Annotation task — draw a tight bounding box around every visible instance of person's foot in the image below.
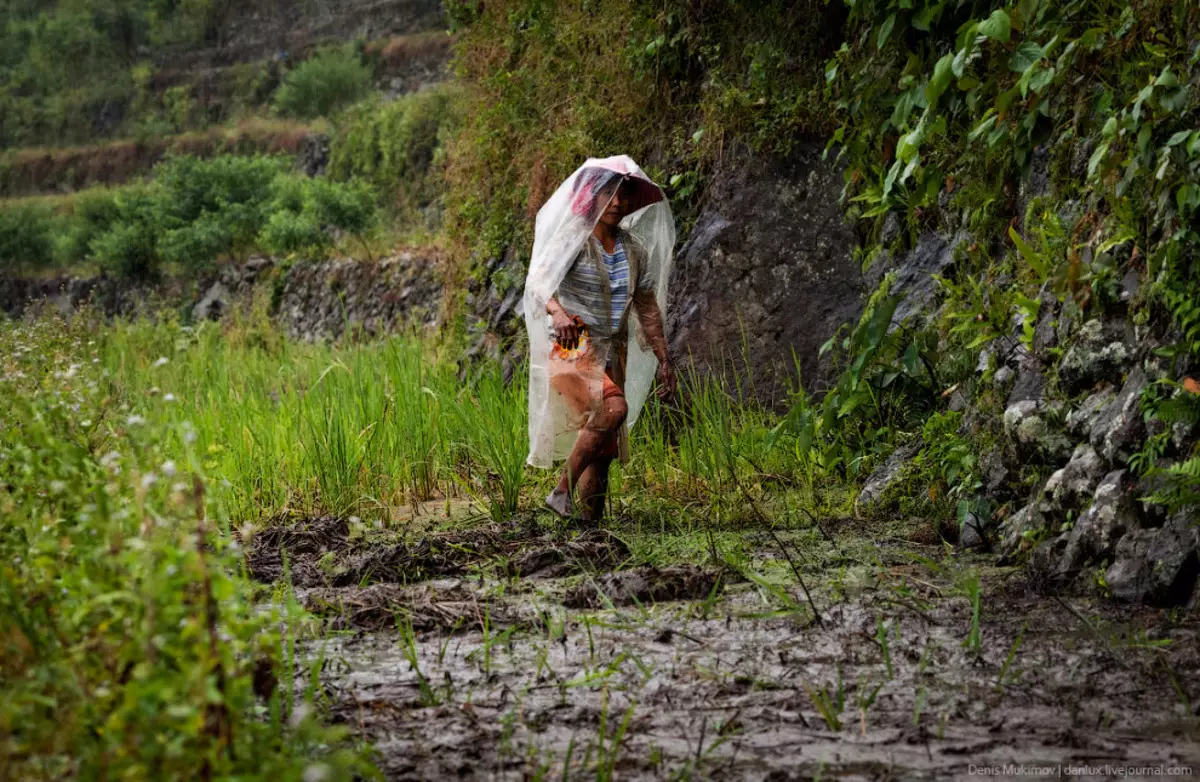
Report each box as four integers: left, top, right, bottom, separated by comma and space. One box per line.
545, 488, 573, 518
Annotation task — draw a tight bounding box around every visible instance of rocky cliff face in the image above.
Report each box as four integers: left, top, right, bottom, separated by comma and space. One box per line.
667, 145, 862, 404
854, 156, 1200, 609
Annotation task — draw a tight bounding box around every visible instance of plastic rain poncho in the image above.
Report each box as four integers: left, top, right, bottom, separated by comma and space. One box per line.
523, 156, 676, 468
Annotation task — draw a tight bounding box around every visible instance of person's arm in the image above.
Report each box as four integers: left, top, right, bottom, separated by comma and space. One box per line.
632, 288, 676, 398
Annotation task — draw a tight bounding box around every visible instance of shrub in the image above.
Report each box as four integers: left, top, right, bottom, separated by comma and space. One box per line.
154, 154, 289, 266
258, 176, 378, 258
53, 188, 121, 267
329, 86, 465, 220
273, 46, 374, 119
89, 186, 162, 278
258, 209, 327, 257
0, 204, 55, 272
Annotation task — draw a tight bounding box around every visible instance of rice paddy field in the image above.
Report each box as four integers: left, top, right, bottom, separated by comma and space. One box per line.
3, 309, 1199, 780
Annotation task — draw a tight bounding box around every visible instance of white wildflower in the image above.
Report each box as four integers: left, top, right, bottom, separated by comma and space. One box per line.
163, 393, 177, 402
161, 460, 177, 477
126, 414, 145, 427
153, 356, 170, 368
141, 473, 157, 489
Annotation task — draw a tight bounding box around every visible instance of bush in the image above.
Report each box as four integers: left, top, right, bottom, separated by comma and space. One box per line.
0, 153, 380, 278
0, 204, 55, 272
258, 209, 327, 257
89, 187, 161, 278
329, 86, 464, 220
154, 154, 289, 267
273, 46, 374, 119
258, 176, 378, 258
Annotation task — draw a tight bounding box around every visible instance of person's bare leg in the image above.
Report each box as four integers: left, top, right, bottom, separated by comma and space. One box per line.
548, 395, 626, 516
577, 456, 613, 521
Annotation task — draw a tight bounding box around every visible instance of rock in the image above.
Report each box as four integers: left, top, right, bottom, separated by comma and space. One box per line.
275, 254, 442, 341
1058, 318, 1133, 395
1003, 400, 1042, 435
666, 144, 862, 403
1057, 470, 1138, 577
1043, 443, 1106, 511
1032, 291, 1059, 359
1016, 414, 1048, 445
993, 364, 1015, 391
299, 132, 331, 177
1066, 387, 1117, 437
881, 211, 901, 246
947, 387, 968, 412
193, 280, 230, 321
857, 442, 921, 508
1006, 353, 1047, 406
882, 231, 970, 326
1119, 267, 1141, 304
1088, 367, 1147, 464
1000, 503, 1049, 555
1104, 513, 1200, 606
1004, 399, 1071, 458
976, 347, 994, 374
980, 450, 1009, 493
1027, 533, 1070, 592
959, 511, 988, 550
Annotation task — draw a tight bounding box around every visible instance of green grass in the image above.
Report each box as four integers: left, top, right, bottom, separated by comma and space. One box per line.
89, 302, 852, 537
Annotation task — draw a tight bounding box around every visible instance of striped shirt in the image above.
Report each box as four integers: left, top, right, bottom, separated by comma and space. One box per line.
555, 236, 653, 338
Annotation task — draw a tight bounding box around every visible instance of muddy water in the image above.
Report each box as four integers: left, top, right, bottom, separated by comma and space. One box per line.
256, 520, 1200, 779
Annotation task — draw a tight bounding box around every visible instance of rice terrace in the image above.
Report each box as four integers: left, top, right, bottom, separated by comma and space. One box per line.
2, 1, 1199, 780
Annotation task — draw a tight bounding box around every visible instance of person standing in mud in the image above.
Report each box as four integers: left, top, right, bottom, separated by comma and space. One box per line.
523, 157, 677, 522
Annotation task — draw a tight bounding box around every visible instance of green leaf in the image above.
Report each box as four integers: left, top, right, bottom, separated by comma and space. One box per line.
926, 54, 956, 105
902, 342, 920, 374
978, 9, 1011, 43
1158, 87, 1188, 114
877, 13, 897, 50
882, 159, 903, 198
825, 60, 838, 83
967, 113, 997, 143
1027, 66, 1055, 94
1101, 116, 1118, 138
1009, 226, 1049, 280
1166, 130, 1192, 147
1010, 42, 1044, 73
1154, 67, 1179, 87
913, 2, 942, 31
1087, 141, 1110, 178
952, 47, 969, 78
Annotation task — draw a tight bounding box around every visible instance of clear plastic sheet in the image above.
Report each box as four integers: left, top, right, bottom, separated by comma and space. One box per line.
523, 156, 676, 468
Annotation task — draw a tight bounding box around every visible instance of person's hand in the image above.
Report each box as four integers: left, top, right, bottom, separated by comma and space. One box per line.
656, 359, 677, 399
551, 307, 580, 349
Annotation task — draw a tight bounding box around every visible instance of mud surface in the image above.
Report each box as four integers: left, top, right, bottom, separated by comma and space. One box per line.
245, 516, 629, 588
256, 518, 1200, 780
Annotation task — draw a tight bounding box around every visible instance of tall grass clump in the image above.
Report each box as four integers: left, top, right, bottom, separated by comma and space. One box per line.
447, 363, 529, 521
0, 314, 375, 780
